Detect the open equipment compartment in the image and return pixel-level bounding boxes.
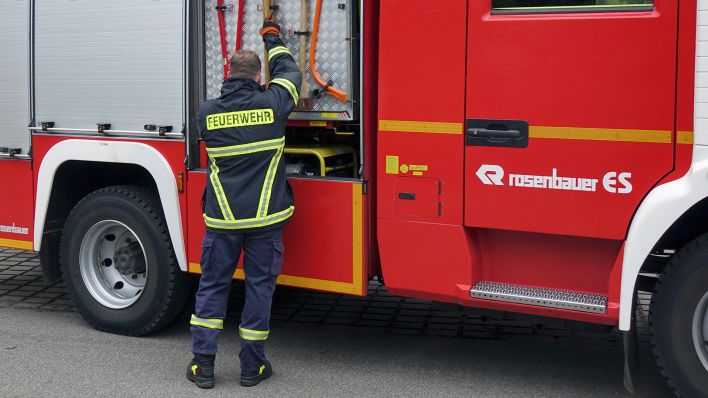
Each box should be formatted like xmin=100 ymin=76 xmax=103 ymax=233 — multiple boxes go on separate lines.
xmin=186 ymin=0 xmax=367 ymax=296
xmin=204 ymin=0 xmax=357 ymax=121
xmin=198 ymin=0 xmax=361 ymax=179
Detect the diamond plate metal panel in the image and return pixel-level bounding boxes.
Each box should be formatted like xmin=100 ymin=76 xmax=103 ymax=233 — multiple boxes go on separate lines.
xmin=205 ymin=0 xmax=240 ymax=99
xmin=205 ymin=0 xmax=354 ymax=120
xmin=470 ymin=281 xmax=608 ymax=314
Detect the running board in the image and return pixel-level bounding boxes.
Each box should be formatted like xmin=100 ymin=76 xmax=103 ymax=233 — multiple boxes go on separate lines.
xmin=470 ymin=281 xmax=608 ymax=314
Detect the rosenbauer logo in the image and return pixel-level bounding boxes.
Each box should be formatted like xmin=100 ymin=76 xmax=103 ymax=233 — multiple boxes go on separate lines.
xmin=476 ymin=165 xmax=505 ymax=186
xmin=475 ymin=164 xmax=632 ymax=194
xmin=0 ymin=223 xmax=29 ymax=235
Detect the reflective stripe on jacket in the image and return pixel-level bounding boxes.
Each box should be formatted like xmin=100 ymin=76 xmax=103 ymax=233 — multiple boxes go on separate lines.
xmin=197 ymin=34 xmax=302 ymax=233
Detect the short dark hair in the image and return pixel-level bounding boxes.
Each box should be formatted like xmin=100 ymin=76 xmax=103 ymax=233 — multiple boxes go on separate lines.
xmin=229 ymin=50 xmax=262 ymax=80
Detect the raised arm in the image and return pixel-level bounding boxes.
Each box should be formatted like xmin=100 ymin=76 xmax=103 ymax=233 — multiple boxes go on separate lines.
xmin=260 ymin=21 xmax=303 ymax=118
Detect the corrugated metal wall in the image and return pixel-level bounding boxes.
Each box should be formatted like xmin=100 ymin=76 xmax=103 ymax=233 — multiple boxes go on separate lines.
xmin=34 ymin=0 xmax=185 ymax=133
xmin=697 ymin=0 xmax=708 ymax=145
xmin=0 ymin=1 xmax=31 ymax=155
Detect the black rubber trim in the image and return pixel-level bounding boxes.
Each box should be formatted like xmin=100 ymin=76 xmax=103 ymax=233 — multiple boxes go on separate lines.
xmin=466 ymin=119 xmax=528 ymax=149
xmin=491 ymin=5 xmax=654 ymax=15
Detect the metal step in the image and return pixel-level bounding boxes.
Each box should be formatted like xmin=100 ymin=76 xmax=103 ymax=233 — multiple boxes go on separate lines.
xmin=470 ymin=281 xmax=608 ymax=314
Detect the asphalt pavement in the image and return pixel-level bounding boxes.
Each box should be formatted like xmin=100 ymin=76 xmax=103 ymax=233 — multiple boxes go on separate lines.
xmin=0 ymin=248 xmax=674 ymax=397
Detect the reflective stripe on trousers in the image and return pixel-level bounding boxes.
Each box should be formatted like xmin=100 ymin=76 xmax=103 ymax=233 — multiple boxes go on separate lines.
xmin=239 ymin=326 xmax=269 ymax=341
xmin=190 ymin=315 xmax=224 ymax=330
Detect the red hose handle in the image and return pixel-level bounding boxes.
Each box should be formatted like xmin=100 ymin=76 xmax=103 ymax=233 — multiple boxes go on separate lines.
xmin=235 ymin=0 xmax=245 ymax=51
xmin=216 ymin=0 xmax=230 ymax=80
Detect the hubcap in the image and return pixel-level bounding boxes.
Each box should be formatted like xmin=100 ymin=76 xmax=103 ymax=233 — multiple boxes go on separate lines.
xmin=79 ymin=220 xmax=148 ymax=309
xmin=693 ymin=290 xmax=708 ymax=372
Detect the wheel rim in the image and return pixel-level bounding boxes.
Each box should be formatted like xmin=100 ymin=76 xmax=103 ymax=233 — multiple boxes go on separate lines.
xmin=693 ymin=290 xmax=708 ymax=372
xmin=79 ymin=220 xmax=148 ymax=309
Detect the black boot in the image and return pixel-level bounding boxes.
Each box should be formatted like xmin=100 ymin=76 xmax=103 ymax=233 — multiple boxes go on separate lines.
xmin=186 ymin=353 xmax=215 ymax=389
xmin=240 ymin=359 xmax=273 ymax=387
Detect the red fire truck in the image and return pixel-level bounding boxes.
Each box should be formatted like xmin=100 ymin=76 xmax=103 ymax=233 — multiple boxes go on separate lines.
xmin=0 ymin=0 xmax=706 ymax=395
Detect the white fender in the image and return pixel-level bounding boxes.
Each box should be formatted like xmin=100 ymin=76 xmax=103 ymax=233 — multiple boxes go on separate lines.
xmin=621 ymin=2 xmax=708 ymax=330
xmin=620 ymin=145 xmax=708 ymax=330
xmin=34 ymin=139 xmax=187 ymax=271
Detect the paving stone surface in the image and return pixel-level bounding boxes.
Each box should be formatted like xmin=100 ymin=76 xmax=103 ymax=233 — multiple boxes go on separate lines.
xmin=0 ymin=247 xmax=652 ymax=348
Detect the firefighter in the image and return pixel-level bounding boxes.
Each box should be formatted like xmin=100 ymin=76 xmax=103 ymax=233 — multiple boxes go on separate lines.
xmin=186 ymin=19 xmax=301 ymax=389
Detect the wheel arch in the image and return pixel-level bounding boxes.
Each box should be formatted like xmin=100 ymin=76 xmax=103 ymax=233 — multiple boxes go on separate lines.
xmin=34 ymin=139 xmax=187 ymax=271
xmin=621 ymin=146 xmax=708 ymax=330
xmin=650 ymin=196 xmax=708 ymax=256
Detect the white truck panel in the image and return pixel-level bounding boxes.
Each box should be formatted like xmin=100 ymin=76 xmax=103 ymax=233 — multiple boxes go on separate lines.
xmin=0 ymin=0 xmax=31 ymax=155
xmin=621 ymin=0 xmax=708 ymax=330
xmin=697 ymin=4 xmax=708 ymax=145
xmin=34 ymin=0 xmax=184 ymax=132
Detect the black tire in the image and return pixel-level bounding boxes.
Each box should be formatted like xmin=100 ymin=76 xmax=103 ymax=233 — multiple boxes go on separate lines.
xmin=60 ymin=185 xmax=191 ymax=336
xmin=650 ymin=234 xmax=708 ymax=398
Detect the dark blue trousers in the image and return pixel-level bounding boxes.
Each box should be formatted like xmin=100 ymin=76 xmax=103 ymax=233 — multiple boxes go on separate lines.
xmin=190 ymin=228 xmax=284 ymax=374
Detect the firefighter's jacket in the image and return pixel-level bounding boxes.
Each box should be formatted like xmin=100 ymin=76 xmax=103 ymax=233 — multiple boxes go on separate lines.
xmin=197 ymin=34 xmax=302 ymax=233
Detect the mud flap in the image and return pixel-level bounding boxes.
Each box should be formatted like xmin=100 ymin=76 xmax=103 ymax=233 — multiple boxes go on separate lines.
xmin=39 ymin=227 xmax=62 ymax=283
xmin=623 ymin=293 xmax=640 ymax=395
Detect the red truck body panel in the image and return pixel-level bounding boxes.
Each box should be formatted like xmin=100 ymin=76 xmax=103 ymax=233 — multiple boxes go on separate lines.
xmin=0 ymin=0 xmax=700 ymax=328
xmin=0 ymin=160 xmax=34 ymax=250
xmin=374 ymin=0 xmax=694 ymax=325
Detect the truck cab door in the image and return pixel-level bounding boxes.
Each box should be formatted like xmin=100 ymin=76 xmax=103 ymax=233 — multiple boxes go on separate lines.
xmin=464 ymin=1 xmax=678 ymax=240
xmin=0 ymin=0 xmax=34 ymax=251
